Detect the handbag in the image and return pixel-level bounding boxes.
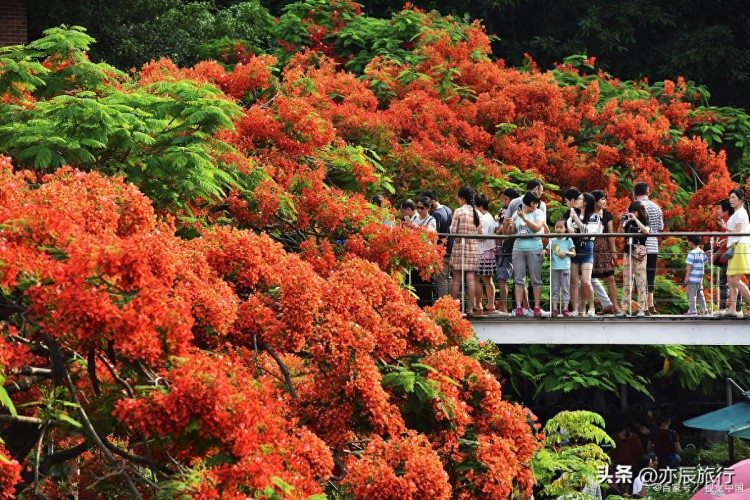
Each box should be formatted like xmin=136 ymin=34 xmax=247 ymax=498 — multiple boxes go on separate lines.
xmin=632 ymin=244 xmax=647 ymax=261
xmin=722 ymin=244 xmax=736 ymax=263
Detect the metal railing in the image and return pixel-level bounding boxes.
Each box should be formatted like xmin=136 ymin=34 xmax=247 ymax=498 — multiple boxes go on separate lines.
xmin=417 ymin=231 xmax=750 ymax=317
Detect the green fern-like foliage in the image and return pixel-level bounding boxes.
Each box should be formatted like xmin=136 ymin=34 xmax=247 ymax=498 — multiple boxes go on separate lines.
xmin=0 ymin=26 xmax=245 ymax=211
xmin=503 ymin=346 xmax=652 ymax=399
xmin=532 ymin=411 xmax=614 ymax=498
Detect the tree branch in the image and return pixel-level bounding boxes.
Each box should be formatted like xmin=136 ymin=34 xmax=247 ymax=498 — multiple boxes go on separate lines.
xmin=5 ymin=375 xmax=48 ymax=395
xmin=12 ymin=366 xmax=52 ymax=377
xmin=102 ymin=438 xmax=171 ymax=476
xmin=33 ymin=422 xmax=48 ymax=497
xmin=96 ymin=353 xmax=134 ymax=397
xmin=0 ymin=415 xmax=62 ymax=426
xmin=0 ymin=303 xmax=24 ymax=320
xmin=258 ymin=341 xmax=297 ymax=399
xmin=63 ymin=366 xmax=143 ymax=499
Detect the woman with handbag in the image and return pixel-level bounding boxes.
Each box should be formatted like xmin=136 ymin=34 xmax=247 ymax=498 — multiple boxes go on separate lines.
xmin=592 ymin=190 xmax=621 ymax=315
xmin=721 ymin=188 xmax=750 ymax=317
xmin=618 ymin=201 xmax=650 ymax=316
xmin=566 ymin=191 xmax=602 ymax=316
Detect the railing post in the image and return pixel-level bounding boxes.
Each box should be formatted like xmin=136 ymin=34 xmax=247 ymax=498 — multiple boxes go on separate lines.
xmin=727 ymin=378 xmax=735 ymax=463
xmin=549 ymin=244 xmax=553 ymax=316
xmin=461 ymin=237 xmax=465 ymax=315
xmin=710 ymin=236 xmax=715 ymax=314
xmin=628 ymin=237 xmax=633 ymax=316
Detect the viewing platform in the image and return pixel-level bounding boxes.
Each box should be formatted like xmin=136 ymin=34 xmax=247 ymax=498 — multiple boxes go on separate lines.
xmin=426 ymin=230 xmax=750 ymax=345
xmin=470 ymin=315 xmax=749 ymax=345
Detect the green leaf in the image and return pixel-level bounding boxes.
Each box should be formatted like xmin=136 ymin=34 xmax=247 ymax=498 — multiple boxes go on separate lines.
xmin=56 ymin=413 xmax=83 ymax=429
xmin=381 ymin=370 xmax=416 ymax=393
xmin=0 ymin=386 xmax=17 ymax=417
xmin=270 ymin=476 xmax=294 ymax=494
xmin=414 ymin=379 xmax=438 ymax=402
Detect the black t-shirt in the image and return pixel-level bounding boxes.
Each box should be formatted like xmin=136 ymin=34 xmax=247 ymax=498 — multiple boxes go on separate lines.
xmin=431 ymin=205 xmax=453 ymax=255
xmin=624 ymin=218 xmax=648 ymax=253
xmin=601 ymin=210 xmax=613 ymax=233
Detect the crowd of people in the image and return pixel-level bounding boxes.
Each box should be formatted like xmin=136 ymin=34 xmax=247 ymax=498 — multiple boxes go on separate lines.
xmin=393 ymin=182 xmax=750 ymax=318
xmin=608 ymin=411 xmax=684 ymax=497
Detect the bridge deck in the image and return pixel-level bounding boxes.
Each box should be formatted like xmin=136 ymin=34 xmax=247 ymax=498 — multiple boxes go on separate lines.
xmin=470 ymin=316 xmax=749 ymax=345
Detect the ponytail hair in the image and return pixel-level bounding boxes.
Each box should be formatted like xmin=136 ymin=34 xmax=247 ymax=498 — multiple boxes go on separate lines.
xmin=582 ymin=192 xmax=596 ymax=223
xmin=458 ymin=186 xmax=480 ymax=227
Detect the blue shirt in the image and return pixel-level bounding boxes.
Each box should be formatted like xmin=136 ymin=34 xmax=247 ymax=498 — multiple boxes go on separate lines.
xmin=686 ymin=248 xmax=707 ymax=284
xmin=512 ymin=209 xmax=544 ymax=251
xmin=547 ymin=237 xmax=575 ymax=270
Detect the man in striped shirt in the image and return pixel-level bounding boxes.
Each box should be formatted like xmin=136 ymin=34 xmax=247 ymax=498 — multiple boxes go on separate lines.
xmin=634 ymin=182 xmax=664 ymax=315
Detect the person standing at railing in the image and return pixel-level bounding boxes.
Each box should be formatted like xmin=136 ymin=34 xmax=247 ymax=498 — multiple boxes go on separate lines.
xmin=566 ymin=190 xmax=602 ymax=317
xmin=502 ymin=180 xmax=548 ymax=316
xmin=721 ymin=187 xmax=750 ymax=317
xmin=450 ymin=187 xmax=482 ymax=317
xmin=683 ymin=235 xmax=708 ymax=316
xmin=547 ymin=218 xmax=576 ymax=316
xmin=592 ymin=190 xmax=621 ymax=315
xmin=511 ymin=191 xmax=546 ymax=317
xmin=618 ymin=201 xmax=650 ymax=317
xmin=401 ymin=198 xmax=437 ymax=307
xmin=713 ymin=199 xmax=735 ymax=312
xmin=475 ymin=193 xmax=500 ymax=316
xmin=633 ymin=182 xmax=664 ymax=315
xmin=423 ymin=190 xmax=453 ymax=299
xmin=494 ymin=188 xmax=519 ymax=315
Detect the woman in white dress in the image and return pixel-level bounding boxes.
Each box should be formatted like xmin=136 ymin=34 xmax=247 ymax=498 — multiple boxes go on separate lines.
xmin=721 ymin=188 xmax=750 ymax=316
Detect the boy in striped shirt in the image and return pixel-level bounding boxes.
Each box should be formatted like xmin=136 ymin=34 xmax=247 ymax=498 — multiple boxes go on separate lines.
xmin=684 ymin=235 xmax=708 ymax=316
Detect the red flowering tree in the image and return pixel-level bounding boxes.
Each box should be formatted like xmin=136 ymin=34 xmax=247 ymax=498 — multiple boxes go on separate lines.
xmin=1 ymin=1 xmax=748 ymax=495
xmin=0 ymin=159 xmax=539 ymax=496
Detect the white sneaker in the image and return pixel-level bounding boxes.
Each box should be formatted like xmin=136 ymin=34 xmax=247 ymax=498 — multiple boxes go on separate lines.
xmin=586 ymin=309 xmax=596 ymax=317
xmin=714 ymin=310 xmax=727 ymax=317
xmin=540 ymin=309 xmax=551 ymax=317
xmin=569 ymin=311 xmax=579 ymax=317
xmin=524 ymin=308 xmax=534 ymax=317
xmin=636 ymin=311 xmax=646 ymax=317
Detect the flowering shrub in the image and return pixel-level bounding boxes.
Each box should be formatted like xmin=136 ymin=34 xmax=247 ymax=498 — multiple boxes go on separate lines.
xmin=0 ymin=161 xmax=538 ymax=496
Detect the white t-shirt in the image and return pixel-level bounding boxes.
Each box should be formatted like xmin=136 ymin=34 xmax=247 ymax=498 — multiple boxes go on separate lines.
xmin=727 ymin=206 xmax=750 ymax=246
xmin=478 ymin=211 xmax=498 ymax=253
xmin=566 ymin=211 xmax=602 ymax=239
xmin=412 ymin=214 xmax=437 ymax=232
xmin=632 ymin=475 xmax=644 ymax=497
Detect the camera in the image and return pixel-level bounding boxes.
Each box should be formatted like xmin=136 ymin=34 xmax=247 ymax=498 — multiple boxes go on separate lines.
xmin=620 ymin=214 xmax=630 ymax=221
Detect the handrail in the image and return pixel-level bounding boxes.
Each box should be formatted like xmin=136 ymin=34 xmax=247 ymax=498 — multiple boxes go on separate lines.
xmin=437 ymin=231 xmax=750 ymax=239
xmin=424 ymin=230 xmax=749 ymax=317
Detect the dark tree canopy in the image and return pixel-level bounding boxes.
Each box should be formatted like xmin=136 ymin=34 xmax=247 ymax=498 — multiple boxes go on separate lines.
xmin=28 ymin=1 xmax=750 ymax=109
xmin=365 ymin=0 xmax=750 ymax=110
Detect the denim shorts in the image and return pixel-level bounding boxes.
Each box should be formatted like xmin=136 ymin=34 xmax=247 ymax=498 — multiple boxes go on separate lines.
xmin=496 ymin=255 xmax=513 ymax=281
xmin=571 ymin=240 xmax=594 ymax=265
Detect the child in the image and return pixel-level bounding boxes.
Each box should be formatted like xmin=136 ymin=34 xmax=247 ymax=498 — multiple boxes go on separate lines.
xmin=547 ymin=218 xmax=576 ymax=317
xmin=684 ymin=235 xmax=708 ymax=316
